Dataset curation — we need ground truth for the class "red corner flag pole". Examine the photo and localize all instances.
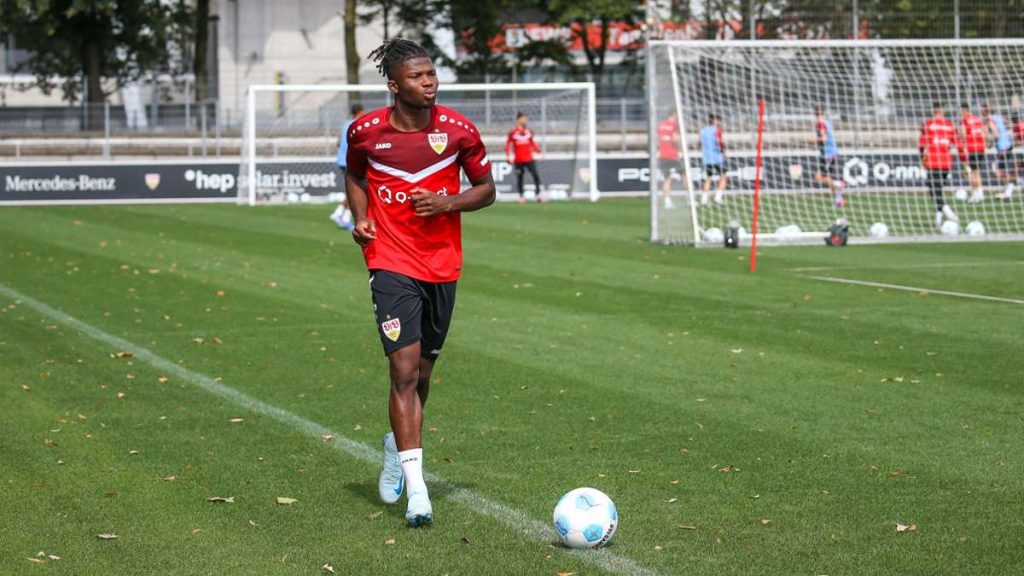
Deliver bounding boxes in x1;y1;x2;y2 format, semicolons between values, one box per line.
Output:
750;99;766;272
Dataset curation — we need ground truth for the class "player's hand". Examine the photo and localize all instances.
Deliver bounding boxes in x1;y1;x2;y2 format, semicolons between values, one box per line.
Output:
351;218;376;246
411;187;451;217
962;165;972;178
507;156;514;164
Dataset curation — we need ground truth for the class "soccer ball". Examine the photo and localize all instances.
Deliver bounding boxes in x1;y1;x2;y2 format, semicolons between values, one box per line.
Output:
553;487;618;549
965;221;986;236
954;188;969;201
869;222;889;238
774;224;802;240
940;220;960;236
703;227;724;244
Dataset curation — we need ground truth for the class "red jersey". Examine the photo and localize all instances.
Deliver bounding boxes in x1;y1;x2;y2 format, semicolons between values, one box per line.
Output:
1014;120;1024;144
657;117;680;160
919;117;965;170
505;126;541;164
346;105;491;282
961;113;987;153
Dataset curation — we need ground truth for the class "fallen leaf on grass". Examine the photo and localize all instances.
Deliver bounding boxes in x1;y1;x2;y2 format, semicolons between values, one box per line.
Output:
383;538;395;545
654;545;664;552
321;433;335;442
557;572;574;576
215;290;226;297
128;450;139;456
720;465;733;473
760;518;772;525
116;392;126;399
46;554;60;561
157;376;169;383
21;385;30;392
730;348;744;354
26;557;45;564
677;525;698;531
895;523;917;533
275;497;298;505
667;498;678;503
366;511;384;521
163;475;176;482
111;351;134;358
460;536;470;544
322;564;335;574
96;534;118;540
228;417;244;424
206;496;234;503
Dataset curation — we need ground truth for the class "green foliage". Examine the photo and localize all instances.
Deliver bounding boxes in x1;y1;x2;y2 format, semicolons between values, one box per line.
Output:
0;0;192;103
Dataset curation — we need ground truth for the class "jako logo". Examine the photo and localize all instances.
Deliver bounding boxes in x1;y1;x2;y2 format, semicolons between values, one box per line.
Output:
184;169;235;193
375;142;392;150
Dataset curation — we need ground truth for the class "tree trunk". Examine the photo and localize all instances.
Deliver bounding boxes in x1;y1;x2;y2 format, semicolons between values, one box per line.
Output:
194;0;210;102
345;0;360;91
82;34;104;130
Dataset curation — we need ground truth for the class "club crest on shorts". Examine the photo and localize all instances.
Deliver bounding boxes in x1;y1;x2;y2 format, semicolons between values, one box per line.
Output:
428;133;448;155
381;317;401;341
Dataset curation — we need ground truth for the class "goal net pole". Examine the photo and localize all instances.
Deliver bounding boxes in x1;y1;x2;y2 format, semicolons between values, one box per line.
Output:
242;82;599;205
750;98;765;271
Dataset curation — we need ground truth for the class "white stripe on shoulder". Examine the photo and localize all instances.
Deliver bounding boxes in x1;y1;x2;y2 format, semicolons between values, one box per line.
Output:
368;154;459;184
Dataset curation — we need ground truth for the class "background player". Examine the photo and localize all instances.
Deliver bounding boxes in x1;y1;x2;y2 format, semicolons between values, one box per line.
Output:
920;102;966;228
982;103;1016;200
657;111;681;209
330;103;365;229
699;113;726;206
958;103;985;203
505;112;543;203
813;103;846;208
344;38;495;527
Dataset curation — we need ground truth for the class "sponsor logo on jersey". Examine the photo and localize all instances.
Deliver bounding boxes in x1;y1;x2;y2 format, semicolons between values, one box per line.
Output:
428;133;448;154
375;142;392;150
381;318;401;341
144;173;161;190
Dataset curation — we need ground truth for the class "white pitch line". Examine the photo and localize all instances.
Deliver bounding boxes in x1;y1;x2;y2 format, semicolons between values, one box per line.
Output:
0;282;658;576
789;261;1024;273
804;275;1024;305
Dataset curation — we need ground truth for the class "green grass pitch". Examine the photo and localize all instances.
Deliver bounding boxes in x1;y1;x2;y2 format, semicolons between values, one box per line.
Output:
0;199;1022;575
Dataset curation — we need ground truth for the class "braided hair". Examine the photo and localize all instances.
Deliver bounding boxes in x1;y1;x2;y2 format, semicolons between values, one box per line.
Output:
368;38;430;80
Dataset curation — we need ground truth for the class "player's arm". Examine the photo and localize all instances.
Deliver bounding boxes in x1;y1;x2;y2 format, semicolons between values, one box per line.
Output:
345;170;376;245
717;128;726;158
411;173;495;217
918;124;928;165
505;131;514;161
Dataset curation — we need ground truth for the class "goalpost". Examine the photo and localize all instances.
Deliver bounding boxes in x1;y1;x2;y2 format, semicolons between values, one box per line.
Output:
649;39;1024;245
238;83;598;206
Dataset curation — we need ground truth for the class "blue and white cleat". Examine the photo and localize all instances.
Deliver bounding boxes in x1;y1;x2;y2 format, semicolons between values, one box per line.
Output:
405;493;433;527
378;433;404;505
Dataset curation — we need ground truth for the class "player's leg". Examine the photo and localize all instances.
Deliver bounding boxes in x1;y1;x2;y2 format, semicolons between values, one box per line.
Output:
969;155;985;203
998;151;1016;199
714;165;727;204
386;343;434;526
700;166;712;205
527;162;542;201
830;158;845;208
515;163;526;203
660;160;674;209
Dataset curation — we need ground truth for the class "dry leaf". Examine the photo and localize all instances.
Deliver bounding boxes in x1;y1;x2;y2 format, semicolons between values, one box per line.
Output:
321;433;335;442
367;511;383;520
667;498;678;503
215;290;226;297
895;523;917;533
26;557;45;564
322;564;335;574
720;465;733;473
460;536;470;544
47;555;60;561
96;533;118;540
557;573;574;576
157;376;169;383
628;469;640;473
654;545;664;552
760;518;772;525
206;496;234;503
21;384;30;392
383;538;395;545
163;475;176;482
116;392;126;399
670;479;679;485
128;450;139;456
730;348;744;354
276;497;298;506
228;417;244;424
111;351;134;358
677;525;698;531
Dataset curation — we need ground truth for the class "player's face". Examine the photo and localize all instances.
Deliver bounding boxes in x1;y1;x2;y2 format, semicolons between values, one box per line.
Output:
389;57;437;110
517;115;528;127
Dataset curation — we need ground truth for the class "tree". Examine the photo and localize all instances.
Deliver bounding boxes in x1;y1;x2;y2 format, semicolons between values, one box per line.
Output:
193;0;210;102
345;0;360;87
548;0;641;85
0;0;190;118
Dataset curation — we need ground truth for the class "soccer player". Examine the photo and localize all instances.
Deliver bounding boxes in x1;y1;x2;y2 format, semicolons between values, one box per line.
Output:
982;103;1016;200
699;113;726;206
330;103;365;230
813;104;845;208
920;102;966;228
505;112;543;203
657;112;681;209
344;38;496;527
959;103;985;203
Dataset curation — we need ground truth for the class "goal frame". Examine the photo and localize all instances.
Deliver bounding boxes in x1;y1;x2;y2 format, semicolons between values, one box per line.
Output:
647;38;1024;246
242;82;599;206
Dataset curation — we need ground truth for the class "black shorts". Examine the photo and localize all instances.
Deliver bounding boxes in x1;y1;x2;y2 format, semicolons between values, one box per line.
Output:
658;158;679;177
927;169;950;187
369;270;456;359
966;153;984;171
704;164;724;177
996;149;1014;172
817;156;839;178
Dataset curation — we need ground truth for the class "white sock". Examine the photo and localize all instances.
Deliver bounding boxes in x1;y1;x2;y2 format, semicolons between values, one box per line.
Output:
398;448;428;498
340;208;352;224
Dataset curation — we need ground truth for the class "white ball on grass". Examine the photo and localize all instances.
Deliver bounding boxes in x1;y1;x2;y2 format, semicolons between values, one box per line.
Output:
940;220;960;236
703;227;724;244
954;188;969;201
965;221;986;236
869;222;889;238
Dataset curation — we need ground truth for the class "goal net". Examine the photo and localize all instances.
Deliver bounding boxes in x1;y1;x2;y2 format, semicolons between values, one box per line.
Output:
239;83;598;205
649;39;1024;245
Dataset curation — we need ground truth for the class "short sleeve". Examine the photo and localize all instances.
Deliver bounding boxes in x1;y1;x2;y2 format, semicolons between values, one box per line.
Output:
346;127;368;176
459;122;491;183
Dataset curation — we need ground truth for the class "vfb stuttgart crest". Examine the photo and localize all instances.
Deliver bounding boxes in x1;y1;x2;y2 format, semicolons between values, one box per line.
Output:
428;133;448;155
144;173;161;190
381;317;401;342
